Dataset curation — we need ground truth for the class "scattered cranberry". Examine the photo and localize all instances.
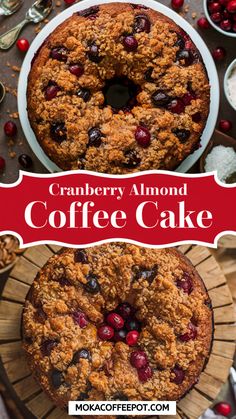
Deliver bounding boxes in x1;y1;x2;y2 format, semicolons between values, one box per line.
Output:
126;330;139;346
69;64;84;77
135;126;151;148
45;84;60;100
171;365;185;384
176;273;193;294
179;323;197;342
16;38;30;52
64;0;76;4
72;311;88;328
212;46;226;61
106;313;124;330
123;36;138;52
219;119;232;132
98;325;114;340
51;47;68;61
117;302;134;319
130;351;148;369
211;12;223;22
227;0;236;13
18;154;33;169
114;329;127;342
220;18;232;30
168;99;185;114
0;157;6;171
171;0;184;11
138;365;153;382
197;17;211;28
214;402;232;416
4;121;17;137
208;2;222;13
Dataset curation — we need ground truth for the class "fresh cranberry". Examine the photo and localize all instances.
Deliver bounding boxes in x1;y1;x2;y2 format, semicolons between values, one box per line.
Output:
211;11;223;22
69;64;84;77
171;0;184;10
106;313;124;330
114;329;127;342
126;318;141;331
168;99;185;114
50;47;68;61
214;402;232;416
176;273;193;294
126;330;139;346
135;126;151;148
123;36;138;52
179;323;197;342
138;365;153;382
182;92;196;105
208;2;222;13
212;46;226;61
219;119;232;132
171;366;185;384
64;0;76;4
45;84;60;100
117;303;134;319
0;157;5;171
41;339;58;356
134;14;151;33
192;112;202;123
16;38;30;52
88;127;102;147
233;12;236;20
219;0;229;5
72;311;88;328
98;325;114;340
4;121;17;137
222;9;231;18
197;17;211;28
220;19;232;30
130;351;148;369
227;0;236;13
18;154;33;169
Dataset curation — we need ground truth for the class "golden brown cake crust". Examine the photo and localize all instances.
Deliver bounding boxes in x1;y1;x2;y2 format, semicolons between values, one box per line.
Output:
27;3;210;173
22;245;213;413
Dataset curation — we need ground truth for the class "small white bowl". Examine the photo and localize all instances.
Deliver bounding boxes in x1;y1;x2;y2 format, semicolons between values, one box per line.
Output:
224;59;236;111
203;0;236;38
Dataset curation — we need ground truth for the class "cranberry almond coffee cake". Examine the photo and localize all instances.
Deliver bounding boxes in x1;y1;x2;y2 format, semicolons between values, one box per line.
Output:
27;3;210;173
22;245;213;412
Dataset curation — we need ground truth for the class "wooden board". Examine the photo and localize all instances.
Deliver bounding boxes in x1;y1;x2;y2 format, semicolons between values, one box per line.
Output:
0;244;235;419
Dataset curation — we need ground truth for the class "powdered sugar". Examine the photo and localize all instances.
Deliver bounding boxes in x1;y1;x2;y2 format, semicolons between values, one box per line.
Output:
205;145;236;182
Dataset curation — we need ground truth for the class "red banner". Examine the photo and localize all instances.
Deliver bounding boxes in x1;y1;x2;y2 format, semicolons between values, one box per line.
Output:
0;171;235;248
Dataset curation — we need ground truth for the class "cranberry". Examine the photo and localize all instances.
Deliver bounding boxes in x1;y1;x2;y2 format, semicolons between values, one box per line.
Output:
74;249;88;263
4;121;17;137
176;273;193;294
130;351;148;369
84;275;100;294
212;46;226;61
77;88;91;102
88;127;102;147
72;311;88;328
123;36;138;52
219;119;232;132
64;0;76;4
182;92;196;105
219;0;229;5
59;277;71;286
233;12;236;20
176;49;194;66
171;0;184;10
220;19;232;30
192;112;202;123
0;157;5;171
117;303;134;319
51;370;63;388
144;67;154;82
208;2;222;13
152;90;171;107
138;365;153;382
222;9;231;18
18;154;33;169
172;128;190;143
87;42;102;63
98;325;114;340
123;150;141;168
79;6;99;17
197;17;211;29
126;318;141;331
214;402;232;416
134;266;158;284
114;329;127;342
41;339;58;356
227;0;236;13
50;122;67;143
211;11;222;22
45;84;60;100
171;366;185;384
107;313;124;330
179;323;197;342
69;64;84;77
126;330;139;346
135;126;151;148
73;349;91;363
134;14;151;33
16;38;30;52
50;47;68;61
168;99;185;114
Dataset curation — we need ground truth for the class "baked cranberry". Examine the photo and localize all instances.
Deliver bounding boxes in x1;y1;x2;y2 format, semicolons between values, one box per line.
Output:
176;49;194;66
214;402;232;416
197;17;211;29
79;6;99;17
175;33;185;49
134;14;151;33
208;2;222;13
16;38;30;52
107;313;125;330
73;349;91;363
50;122;67;143
192;112;202;123
123;150;141;168
50;46;68;61
171;366;185;384
126;330;139;346
182;92;196;105
220;19;232;30
152;90;171;107
123;36;138;52
59;277;71;286
212;46;226;61
69;64;84;77
88;127;102;147
64;0;76;4
4;121;17;137
87;42;102;63
51;370;64;388
168;99;185;114
144;67;154;82
126;318;141;331
18;154;33;169
74;249;88;263
135;126;151;148
114;329;127;342
135;266;158;284
131;4;148;9
45;83;60;100
72;311;88;328
176;273;193;294
77;88;91;102
227;0;236;13
0;157;6;171
84;274;100;294
117;303;134;319
98;325;114;340
130;351;148;369
172;128;190;143
41;339;58;356
171;0;184;10
219;119;232;132
211;11;222;22
138;365;153;382
179;323;197;342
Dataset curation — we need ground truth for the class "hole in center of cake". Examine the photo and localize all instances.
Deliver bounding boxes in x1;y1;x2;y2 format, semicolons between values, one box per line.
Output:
103;77;139;111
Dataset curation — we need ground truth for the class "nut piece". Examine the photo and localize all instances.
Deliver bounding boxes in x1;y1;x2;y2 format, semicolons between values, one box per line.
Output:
0;235;23;270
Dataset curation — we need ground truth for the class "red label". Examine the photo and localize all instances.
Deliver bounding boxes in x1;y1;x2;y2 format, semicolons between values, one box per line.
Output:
0;171;235;248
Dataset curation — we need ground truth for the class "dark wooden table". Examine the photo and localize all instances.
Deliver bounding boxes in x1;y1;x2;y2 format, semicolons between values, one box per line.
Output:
0;0;236;184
